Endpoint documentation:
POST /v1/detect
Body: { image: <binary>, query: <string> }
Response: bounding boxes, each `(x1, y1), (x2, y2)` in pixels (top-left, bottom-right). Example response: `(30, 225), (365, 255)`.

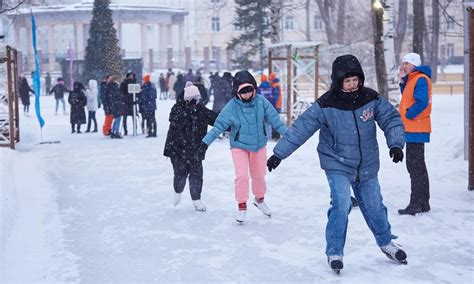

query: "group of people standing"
(166, 52), (432, 274)
(100, 72), (157, 139)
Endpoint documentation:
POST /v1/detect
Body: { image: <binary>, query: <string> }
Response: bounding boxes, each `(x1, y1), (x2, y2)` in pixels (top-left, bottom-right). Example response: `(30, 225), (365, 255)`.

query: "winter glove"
(389, 147), (404, 163)
(198, 142), (208, 158)
(267, 155), (282, 172)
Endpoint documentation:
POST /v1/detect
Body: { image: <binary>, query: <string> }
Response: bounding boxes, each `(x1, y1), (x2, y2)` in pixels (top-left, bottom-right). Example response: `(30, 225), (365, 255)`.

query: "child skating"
(200, 71), (288, 223)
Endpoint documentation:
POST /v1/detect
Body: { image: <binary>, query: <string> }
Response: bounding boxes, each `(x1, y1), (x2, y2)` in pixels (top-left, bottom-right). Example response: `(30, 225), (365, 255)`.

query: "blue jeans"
(325, 174), (393, 256)
(112, 115), (122, 134)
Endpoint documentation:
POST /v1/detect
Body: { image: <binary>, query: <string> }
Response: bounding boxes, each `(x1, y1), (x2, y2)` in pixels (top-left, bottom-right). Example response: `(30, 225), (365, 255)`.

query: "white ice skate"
(253, 199), (272, 217)
(173, 193), (182, 206)
(193, 200), (207, 212)
(236, 210), (246, 224)
(380, 242), (407, 264)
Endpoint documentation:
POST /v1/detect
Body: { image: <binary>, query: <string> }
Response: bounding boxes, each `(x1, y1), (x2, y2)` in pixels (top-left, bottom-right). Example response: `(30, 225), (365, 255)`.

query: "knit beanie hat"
(143, 74), (151, 83)
(183, 85), (201, 102)
(401, 53), (421, 67)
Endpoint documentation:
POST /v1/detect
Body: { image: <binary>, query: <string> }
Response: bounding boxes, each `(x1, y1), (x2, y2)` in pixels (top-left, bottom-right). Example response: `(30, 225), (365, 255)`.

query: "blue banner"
(30, 11), (45, 128)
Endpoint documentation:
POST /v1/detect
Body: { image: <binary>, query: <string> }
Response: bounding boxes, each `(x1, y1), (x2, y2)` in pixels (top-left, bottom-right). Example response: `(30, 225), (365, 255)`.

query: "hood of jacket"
(330, 54), (365, 91)
(232, 70), (257, 98)
(413, 65), (432, 78)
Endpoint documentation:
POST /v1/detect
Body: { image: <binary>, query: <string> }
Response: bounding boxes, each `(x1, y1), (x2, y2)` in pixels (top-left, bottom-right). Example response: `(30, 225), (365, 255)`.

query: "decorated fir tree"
(227, 0), (271, 70)
(82, 0), (122, 83)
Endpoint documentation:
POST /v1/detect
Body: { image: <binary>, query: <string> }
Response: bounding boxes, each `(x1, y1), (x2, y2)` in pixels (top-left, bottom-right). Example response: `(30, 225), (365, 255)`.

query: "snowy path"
(1, 95), (473, 283)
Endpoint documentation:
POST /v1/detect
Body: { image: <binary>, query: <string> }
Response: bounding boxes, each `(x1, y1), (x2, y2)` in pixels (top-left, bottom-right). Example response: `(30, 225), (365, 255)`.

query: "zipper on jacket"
(351, 110), (362, 183)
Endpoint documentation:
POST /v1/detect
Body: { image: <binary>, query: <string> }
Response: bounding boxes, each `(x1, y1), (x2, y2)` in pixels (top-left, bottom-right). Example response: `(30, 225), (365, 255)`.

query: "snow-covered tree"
(228, 0), (271, 70)
(82, 0), (122, 83)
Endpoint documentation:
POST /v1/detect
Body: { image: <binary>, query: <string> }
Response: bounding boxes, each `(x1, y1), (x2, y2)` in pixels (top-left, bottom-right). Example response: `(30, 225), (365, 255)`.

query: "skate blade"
(235, 219), (244, 224)
(252, 202), (272, 217)
(195, 208), (207, 212)
(399, 259), (408, 265)
(332, 269), (341, 275)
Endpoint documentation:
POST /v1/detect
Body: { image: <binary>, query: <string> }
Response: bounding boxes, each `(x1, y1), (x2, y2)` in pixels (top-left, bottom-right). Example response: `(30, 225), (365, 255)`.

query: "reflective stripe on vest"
(399, 72), (432, 133)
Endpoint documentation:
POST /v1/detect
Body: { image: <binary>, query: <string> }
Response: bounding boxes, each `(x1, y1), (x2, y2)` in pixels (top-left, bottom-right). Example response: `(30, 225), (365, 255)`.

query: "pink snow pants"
(231, 146), (267, 204)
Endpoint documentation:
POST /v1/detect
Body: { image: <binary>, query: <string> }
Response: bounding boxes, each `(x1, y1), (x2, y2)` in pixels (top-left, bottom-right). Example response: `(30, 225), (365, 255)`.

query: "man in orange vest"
(397, 53), (432, 216)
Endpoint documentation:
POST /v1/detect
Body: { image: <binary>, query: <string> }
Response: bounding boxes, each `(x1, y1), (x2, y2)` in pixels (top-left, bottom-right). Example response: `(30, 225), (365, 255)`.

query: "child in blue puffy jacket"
(267, 54), (408, 273)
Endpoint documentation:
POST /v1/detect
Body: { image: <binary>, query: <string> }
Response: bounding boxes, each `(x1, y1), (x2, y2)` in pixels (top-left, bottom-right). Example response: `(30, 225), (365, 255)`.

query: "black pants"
(87, 111), (97, 131)
(144, 111), (156, 135)
(71, 123), (81, 132)
(406, 142), (430, 207)
(170, 158), (203, 200)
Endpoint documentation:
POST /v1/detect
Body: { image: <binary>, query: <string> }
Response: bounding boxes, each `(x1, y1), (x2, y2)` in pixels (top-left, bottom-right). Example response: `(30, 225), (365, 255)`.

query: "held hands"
(267, 155), (282, 172)
(389, 147), (404, 163)
(198, 142), (208, 157)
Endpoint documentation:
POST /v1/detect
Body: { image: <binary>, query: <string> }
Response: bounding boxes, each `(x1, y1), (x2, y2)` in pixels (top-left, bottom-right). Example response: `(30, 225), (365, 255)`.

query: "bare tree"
(270, 0), (282, 43)
(305, 0), (310, 41)
(394, 0), (407, 63)
(371, 0), (388, 99)
(413, 0), (424, 61)
(335, 0), (346, 43)
(315, 0), (337, 44)
(425, 0), (440, 82)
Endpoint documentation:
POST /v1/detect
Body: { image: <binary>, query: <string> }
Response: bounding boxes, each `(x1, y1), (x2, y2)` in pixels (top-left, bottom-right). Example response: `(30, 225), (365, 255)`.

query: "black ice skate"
(327, 255), (343, 274)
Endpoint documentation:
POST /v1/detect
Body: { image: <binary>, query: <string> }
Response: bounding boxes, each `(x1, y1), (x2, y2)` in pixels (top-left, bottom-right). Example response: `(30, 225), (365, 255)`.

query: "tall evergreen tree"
(228, 0), (271, 70)
(82, 0), (122, 83)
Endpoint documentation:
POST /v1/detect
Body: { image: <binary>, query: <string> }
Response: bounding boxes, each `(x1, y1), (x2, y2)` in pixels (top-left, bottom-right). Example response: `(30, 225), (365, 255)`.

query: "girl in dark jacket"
(163, 84), (217, 211)
(19, 77), (34, 115)
(68, 82), (87, 133)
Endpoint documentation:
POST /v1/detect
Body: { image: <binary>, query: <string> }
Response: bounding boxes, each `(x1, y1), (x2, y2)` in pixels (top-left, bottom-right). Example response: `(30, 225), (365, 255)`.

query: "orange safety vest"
(399, 72), (432, 133)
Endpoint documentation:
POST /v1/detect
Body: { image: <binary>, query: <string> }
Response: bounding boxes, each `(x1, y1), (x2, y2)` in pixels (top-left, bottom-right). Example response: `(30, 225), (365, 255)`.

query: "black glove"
(267, 155), (282, 172)
(198, 142), (208, 158)
(389, 147), (404, 163)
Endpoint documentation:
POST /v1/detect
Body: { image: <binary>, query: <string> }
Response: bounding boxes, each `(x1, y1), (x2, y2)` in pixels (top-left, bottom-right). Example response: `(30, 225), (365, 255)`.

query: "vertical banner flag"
(30, 11), (45, 128)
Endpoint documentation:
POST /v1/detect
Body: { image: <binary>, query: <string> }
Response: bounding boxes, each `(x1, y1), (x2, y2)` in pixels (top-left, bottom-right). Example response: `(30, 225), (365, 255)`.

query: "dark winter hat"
(232, 71), (257, 97)
(330, 54), (365, 90)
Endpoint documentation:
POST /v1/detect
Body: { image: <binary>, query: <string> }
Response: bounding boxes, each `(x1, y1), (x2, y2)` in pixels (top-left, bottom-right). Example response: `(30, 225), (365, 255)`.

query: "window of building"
(447, 43), (454, 58)
(285, 16), (294, 30)
(446, 16), (455, 30)
(212, 46), (219, 60)
(314, 15), (324, 31)
(212, 17), (220, 32)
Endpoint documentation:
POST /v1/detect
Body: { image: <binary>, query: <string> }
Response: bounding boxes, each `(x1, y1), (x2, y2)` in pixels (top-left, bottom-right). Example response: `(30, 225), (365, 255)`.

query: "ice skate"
(193, 200), (206, 212)
(236, 210), (246, 224)
(380, 242), (407, 264)
(327, 255), (343, 274)
(253, 198), (271, 217)
(173, 193), (182, 206)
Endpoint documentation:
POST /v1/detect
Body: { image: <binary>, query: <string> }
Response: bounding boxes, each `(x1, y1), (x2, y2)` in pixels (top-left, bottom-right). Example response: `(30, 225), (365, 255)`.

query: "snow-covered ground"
(1, 94), (473, 283)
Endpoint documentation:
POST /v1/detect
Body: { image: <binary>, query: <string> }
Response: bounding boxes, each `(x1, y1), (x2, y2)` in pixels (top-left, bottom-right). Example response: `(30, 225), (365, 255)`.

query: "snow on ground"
(1, 93), (473, 283)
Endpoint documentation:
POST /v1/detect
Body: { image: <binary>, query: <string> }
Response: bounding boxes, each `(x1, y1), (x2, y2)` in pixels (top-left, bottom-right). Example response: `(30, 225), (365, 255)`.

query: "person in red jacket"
(397, 52), (432, 215)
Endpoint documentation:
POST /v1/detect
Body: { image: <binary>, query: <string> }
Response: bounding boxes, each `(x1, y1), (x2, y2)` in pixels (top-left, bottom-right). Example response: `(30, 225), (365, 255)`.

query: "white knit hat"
(401, 53), (421, 67)
(183, 85), (201, 101)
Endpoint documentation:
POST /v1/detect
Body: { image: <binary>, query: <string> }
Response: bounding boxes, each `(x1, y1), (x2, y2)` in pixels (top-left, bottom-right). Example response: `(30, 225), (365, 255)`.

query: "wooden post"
(268, 50), (273, 74)
(469, 6), (474, 191)
(6, 46), (15, 149)
(12, 48), (20, 143)
(286, 45), (292, 126)
(314, 45), (319, 101)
